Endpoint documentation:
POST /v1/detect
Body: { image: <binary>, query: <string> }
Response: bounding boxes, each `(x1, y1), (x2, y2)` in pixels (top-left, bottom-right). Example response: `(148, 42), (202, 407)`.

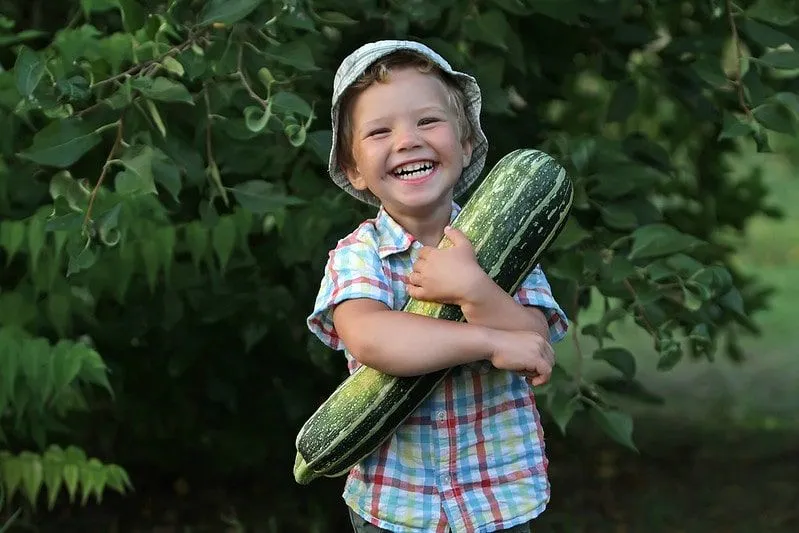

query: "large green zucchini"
(294, 148), (573, 484)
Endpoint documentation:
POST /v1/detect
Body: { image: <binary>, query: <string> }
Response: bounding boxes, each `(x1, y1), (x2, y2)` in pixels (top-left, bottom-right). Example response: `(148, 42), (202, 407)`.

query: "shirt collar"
(375, 202), (461, 258)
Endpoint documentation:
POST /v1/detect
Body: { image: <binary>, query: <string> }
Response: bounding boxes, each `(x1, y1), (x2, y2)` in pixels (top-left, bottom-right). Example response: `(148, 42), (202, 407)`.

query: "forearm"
(338, 310), (494, 377)
(460, 276), (550, 338)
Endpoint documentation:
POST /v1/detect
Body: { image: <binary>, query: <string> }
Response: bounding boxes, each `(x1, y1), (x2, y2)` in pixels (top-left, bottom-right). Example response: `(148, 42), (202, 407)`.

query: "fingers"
(443, 226), (472, 248)
(522, 356), (553, 387)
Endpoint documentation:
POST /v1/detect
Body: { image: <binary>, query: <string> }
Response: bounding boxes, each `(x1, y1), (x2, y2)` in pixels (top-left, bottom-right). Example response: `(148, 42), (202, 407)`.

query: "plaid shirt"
(307, 203), (568, 533)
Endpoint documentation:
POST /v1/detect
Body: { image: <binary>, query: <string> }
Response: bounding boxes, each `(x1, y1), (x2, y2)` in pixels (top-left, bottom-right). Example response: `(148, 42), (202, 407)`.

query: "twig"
(623, 279), (656, 336)
(90, 31), (206, 90)
(236, 44), (269, 107)
(571, 287), (584, 382)
(725, 0), (753, 118)
(204, 87), (228, 205)
(83, 117), (125, 228)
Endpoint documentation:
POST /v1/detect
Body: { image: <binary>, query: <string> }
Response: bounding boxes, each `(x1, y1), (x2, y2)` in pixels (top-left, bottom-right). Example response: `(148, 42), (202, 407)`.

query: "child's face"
(344, 67), (473, 217)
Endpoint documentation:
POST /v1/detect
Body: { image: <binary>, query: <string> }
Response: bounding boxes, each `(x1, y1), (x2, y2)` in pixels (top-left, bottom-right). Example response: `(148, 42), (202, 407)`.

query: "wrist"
(458, 270), (496, 311)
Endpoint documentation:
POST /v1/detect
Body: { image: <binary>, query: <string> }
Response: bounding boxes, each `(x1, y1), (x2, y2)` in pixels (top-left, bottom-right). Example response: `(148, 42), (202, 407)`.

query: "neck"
(385, 201), (453, 247)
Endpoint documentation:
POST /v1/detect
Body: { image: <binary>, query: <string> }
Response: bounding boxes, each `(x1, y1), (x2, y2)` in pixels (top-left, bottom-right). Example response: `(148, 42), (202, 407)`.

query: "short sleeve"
(306, 241), (393, 351)
(513, 264), (569, 344)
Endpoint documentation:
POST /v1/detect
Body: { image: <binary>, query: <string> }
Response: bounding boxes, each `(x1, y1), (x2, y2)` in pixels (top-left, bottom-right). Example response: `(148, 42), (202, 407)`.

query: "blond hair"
(335, 50), (473, 173)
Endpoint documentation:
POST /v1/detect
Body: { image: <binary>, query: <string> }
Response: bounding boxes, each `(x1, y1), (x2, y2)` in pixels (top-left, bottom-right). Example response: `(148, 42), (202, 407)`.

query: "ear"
(461, 136), (473, 167)
(344, 164), (368, 191)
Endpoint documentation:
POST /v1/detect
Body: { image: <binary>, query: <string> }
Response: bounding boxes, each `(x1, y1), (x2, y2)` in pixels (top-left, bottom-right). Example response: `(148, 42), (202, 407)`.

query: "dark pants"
(348, 508), (533, 532)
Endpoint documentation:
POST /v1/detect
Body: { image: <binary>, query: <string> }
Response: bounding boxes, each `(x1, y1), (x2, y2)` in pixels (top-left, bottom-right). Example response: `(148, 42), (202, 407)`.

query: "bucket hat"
(328, 40), (489, 206)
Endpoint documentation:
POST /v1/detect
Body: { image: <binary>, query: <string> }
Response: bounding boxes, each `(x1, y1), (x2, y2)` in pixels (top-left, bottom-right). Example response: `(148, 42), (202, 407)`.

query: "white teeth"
(393, 161), (435, 180)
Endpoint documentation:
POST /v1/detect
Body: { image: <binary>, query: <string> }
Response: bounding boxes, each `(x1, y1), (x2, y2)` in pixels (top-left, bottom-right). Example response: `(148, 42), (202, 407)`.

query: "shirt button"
(436, 411), (446, 421)
(440, 473), (450, 484)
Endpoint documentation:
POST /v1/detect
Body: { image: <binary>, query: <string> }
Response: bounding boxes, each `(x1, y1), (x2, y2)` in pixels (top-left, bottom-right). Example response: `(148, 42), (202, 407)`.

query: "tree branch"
(84, 117), (125, 228)
(624, 279), (656, 336)
(725, 0), (753, 118)
(236, 44), (269, 107)
(90, 30), (207, 91)
(571, 286), (584, 383)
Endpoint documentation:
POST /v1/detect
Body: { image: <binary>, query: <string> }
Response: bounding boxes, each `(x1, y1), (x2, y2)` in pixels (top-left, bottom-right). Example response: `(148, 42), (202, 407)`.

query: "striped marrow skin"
(294, 148), (573, 484)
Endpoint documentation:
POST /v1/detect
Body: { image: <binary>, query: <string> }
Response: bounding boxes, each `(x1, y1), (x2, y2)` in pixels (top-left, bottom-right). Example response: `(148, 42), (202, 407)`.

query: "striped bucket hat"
(328, 40), (489, 206)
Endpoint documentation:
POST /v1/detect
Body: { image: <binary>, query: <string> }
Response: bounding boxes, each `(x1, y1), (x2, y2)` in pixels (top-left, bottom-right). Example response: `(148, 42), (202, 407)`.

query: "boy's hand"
(489, 330), (554, 387)
(406, 227), (488, 305)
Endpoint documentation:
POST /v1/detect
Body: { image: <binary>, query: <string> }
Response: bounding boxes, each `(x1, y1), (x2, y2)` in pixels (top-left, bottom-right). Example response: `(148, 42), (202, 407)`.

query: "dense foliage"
(1, 0), (798, 526)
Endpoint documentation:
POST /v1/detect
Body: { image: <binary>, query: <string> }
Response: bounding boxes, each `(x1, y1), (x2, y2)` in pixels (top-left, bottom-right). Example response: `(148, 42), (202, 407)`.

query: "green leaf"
(67, 243), (96, 277)
(548, 388), (580, 435)
(56, 76), (91, 102)
(131, 77), (194, 105)
(305, 130), (332, 165)
(599, 203), (638, 230)
(317, 11), (359, 25)
(593, 347), (637, 379)
(550, 217), (590, 250)
(184, 221), (209, 269)
(746, 0), (799, 26)
(47, 291), (72, 336)
(0, 29), (48, 48)
(606, 80), (638, 123)
(594, 377), (664, 405)
(243, 104), (272, 133)
(753, 101), (796, 134)
(117, 0), (146, 32)
(656, 333), (683, 370)
(271, 91), (313, 118)
(285, 123), (307, 147)
(27, 209), (47, 272)
(2, 455), (24, 500)
(96, 203), (122, 246)
(757, 50), (799, 69)
(152, 152), (182, 202)
(231, 180), (305, 215)
(145, 99), (167, 138)
(49, 171), (90, 213)
(468, 9), (510, 50)
(691, 56), (730, 88)
(0, 220), (26, 265)
(742, 18), (799, 49)
(588, 405), (637, 451)
(719, 112), (756, 140)
(19, 119), (104, 168)
(211, 216), (237, 271)
(161, 56), (185, 77)
(200, 0), (266, 25)
(14, 46), (45, 97)
(528, 0), (585, 24)
(80, 0), (117, 14)
(266, 41), (319, 71)
(115, 145), (157, 195)
(628, 224), (703, 260)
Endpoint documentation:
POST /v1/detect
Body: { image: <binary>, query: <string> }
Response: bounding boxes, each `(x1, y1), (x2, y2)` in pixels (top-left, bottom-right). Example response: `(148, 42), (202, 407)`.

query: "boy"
(307, 40), (569, 533)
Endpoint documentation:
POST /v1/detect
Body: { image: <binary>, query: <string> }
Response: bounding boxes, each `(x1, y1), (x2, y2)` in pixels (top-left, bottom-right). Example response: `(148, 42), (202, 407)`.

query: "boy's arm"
(460, 277), (550, 337)
(332, 298), (552, 380)
(406, 227), (567, 342)
(332, 299), (490, 375)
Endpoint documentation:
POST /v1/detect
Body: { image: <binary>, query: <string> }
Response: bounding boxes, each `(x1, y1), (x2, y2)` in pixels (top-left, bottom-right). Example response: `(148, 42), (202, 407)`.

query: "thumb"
(444, 226), (472, 249)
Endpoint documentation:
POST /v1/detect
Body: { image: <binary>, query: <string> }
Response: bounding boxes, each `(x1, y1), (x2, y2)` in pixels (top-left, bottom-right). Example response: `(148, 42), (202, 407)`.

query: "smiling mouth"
(391, 161), (437, 180)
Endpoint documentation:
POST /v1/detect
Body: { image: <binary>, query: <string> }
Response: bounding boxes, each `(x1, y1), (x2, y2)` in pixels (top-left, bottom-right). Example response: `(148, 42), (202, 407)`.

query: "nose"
(394, 124), (422, 151)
